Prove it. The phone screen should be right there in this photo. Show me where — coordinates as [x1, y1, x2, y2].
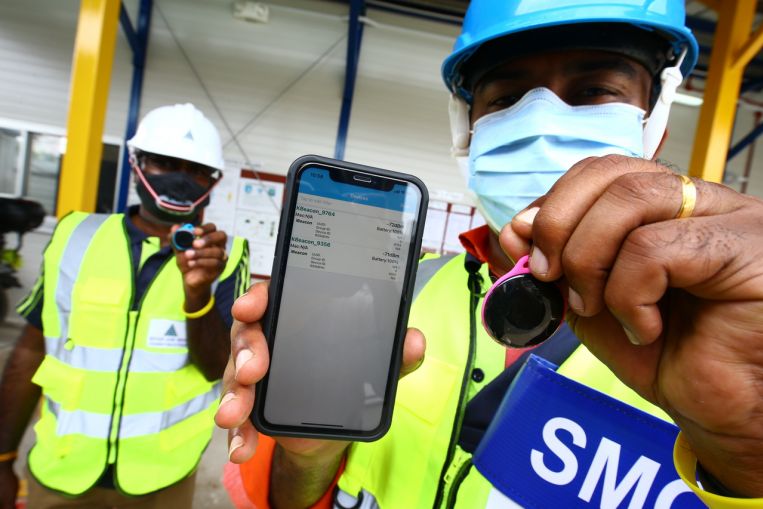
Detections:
[262, 165, 423, 433]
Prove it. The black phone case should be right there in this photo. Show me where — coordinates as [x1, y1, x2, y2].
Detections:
[251, 155, 428, 441]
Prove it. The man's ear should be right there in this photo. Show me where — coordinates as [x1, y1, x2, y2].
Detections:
[651, 128, 669, 159]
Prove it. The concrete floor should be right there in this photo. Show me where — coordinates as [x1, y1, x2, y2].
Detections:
[1, 228, 235, 508]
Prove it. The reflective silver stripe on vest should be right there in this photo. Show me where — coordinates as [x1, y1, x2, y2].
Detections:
[334, 488, 380, 509]
[46, 397, 111, 439]
[55, 214, 110, 343]
[45, 337, 189, 373]
[45, 383, 221, 439]
[412, 255, 456, 303]
[119, 382, 222, 439]
[45, 336, 122, 372]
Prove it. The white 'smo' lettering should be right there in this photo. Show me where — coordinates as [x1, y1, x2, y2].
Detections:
[578, 437, 659, 508]
[529, 417, 694, 508]
[530, 417, 586, 485]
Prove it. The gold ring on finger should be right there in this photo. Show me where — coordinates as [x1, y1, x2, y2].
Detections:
[675, 175, 696, 219]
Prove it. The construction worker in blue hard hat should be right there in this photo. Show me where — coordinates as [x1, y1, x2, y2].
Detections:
[0, 103, 250, 508]
[218, 1, 763, 507]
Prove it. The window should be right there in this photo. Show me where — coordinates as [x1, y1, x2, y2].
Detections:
[0, 122, 122, 216]
[26, 133, 63, 214]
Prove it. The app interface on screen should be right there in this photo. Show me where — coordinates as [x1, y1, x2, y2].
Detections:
[264, 166, 421, 431]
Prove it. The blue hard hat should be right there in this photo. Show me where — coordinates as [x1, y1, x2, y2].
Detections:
[442, 0, 699, 98]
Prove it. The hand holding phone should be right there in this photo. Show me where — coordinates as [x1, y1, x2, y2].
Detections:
[251, 155, 428, 441]
[216, 278, 426, 507]
[214, 283, 427, 460]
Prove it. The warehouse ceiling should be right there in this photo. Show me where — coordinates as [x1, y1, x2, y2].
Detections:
[684, 1, 763, 94]
[367, 0, 468, 18]
[329, 0, 763, 92]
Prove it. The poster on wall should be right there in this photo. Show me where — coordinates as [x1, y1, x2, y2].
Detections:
[234, 169, 285, 278]
[204, 165, 241, 236]
[204, 167, 285, 280]
[205, 168, 484, 278]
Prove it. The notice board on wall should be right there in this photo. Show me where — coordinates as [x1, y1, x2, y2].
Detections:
[205, 170, 486, 278]
[205, 167, 285, 279]
[421, 200, 485, 255]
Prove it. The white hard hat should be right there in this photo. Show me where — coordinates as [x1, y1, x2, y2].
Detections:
[127, 103, 225, 171]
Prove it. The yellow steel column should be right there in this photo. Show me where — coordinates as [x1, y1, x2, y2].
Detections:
[688, 0, 756, 183]
[56, 0, 120, 217]
[735, 21, 763, 74]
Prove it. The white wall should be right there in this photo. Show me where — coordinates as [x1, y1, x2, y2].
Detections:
[0, 0, 761, 201]
[0, 0, 463, 202]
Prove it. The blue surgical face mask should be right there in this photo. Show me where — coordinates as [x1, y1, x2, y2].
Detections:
[468, 87, 646, 231]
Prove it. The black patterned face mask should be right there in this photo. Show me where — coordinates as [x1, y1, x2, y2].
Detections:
[135, 171, 211, 224]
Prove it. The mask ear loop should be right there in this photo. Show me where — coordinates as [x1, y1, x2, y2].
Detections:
[642, 46, 688, 159]
[449, 93, 490, 229]
[449, 94, 471, 157]
[130, 155, 221, 214]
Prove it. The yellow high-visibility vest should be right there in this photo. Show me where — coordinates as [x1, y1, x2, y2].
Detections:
[30, 211, 248, 496]
[337, 254, 668, 508]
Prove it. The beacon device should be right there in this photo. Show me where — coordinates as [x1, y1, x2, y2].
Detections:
[172, 223, 196, 251]
[482, 255, 566, 348]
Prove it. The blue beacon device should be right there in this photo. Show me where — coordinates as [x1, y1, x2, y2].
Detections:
[172, 223, 196, 251]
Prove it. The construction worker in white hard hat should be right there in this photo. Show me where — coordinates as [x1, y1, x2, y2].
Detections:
[218, 1, 763, 508]
[0, 103, 250, 508]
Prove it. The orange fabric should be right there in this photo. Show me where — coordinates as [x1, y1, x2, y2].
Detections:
[223, 461, 257, 509]
[229, 434, 344, 509]
[239, 435, 276, 508]
[503, 344, 538, 369]
[458, 225, 492, 268]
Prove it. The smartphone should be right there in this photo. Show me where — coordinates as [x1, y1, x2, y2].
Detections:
[252, 155, 428, 440]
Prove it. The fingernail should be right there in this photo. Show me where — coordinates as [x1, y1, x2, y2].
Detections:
[235, 349, 254, 377]
[218, 392, 236, 409]
[623, 326, 642, 346]
[515, 207, 539, 226]
[530, 246, 549, 276]
[185, 249, 195, 258]
[228, 430, 244, 460]
[568, 287, 584, 313]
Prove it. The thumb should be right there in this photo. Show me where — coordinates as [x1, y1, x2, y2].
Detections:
[500, 206, 539, 263]
[400, 327, 426, 378]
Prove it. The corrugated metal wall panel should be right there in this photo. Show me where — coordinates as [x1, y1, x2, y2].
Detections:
[346, 20, 458, 193]
[0, 0, 461, 198]
[0, 0, 133, 138]
[135, 0, 462, 194]
[0, 1, 79, 129]
[141, 0, 348, 172]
